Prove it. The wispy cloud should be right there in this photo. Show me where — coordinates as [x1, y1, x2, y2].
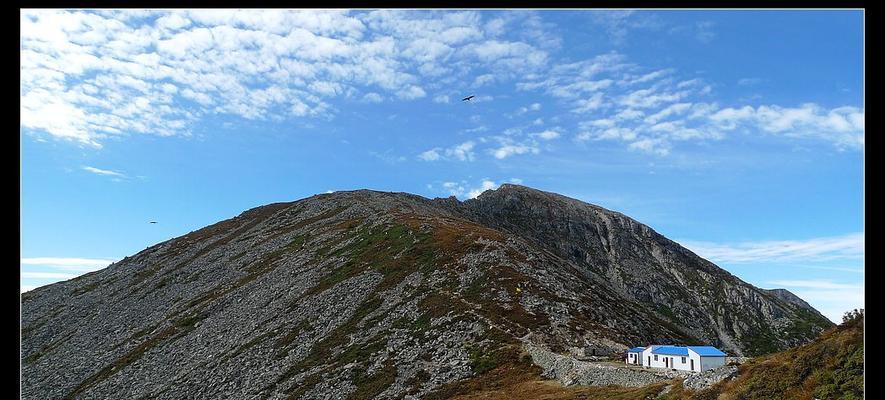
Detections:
[418, 140, 476, 162]
[21, 10, 552, 147]
[534, 129, 561, 140]
[695, 21, 717, 43]
[21, 257, 116, 271]
[490, 138, 540, 159]
[768, 280, 861, 290]
[588, 10, 666, 46]
[765, 279, 864, 323]
[82, 166, 127, 179]
[21, 257, 117, 293]
[433, 178, 514, 200]
[22, 272, 79, 279]
[369, 150, 407, 164]
[679, 233, 864, 264]
[737, 77, 763, 86]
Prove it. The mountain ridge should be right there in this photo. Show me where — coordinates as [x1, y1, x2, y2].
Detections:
[21, 184, 832, 399]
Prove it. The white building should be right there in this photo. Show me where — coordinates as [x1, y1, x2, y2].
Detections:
[626, 345, 726, 372]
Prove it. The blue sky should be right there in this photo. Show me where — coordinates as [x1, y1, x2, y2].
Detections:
[20, 10, 863, 322]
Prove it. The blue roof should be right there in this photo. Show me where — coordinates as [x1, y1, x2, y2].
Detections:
[651, 346, 689, 356]
[688, 346, 727, 356]
[644, 345, 727, 357]
[627, 347, 646, 353]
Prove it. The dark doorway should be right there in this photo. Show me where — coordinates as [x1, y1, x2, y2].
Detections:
[665, 358, 668, 368]
[691, 359, 695, 371]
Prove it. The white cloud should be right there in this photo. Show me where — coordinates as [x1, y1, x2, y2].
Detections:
[468, 179, 497, 199]
[535, 129, 561, 140]
[434, 178, 499, 200]
[679, 233, 864, 264]
[82, 166, 127, 178]
[446, 141, 476, 161]
[20, 257, 117, 292]
[644, 102, 692, 124]
[433, 94, 450, 103]
[22, 272, 78, 279]
[695, 21, 717, 43]
[21, 10, 553, 147]
[362, 92, 383, 103]
[764, 279, 864, 323]
[710, 104, 864, 149]
[418, 149, 441, 161]
[21, 257, 116, 269]
[628, 137, 670, 155]
[588, 10, 665, 46]
[418, 140, 475, 162]
[768, 280, 861, 291]
[491, 142, 539, 159]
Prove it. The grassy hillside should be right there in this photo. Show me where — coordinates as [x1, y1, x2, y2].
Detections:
[666, 310, 864, 400]
[431, 310, 863, 400]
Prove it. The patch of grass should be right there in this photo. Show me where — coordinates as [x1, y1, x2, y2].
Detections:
[65, 326, 178, 399]
[276, 296, 387, 386]
[405, 369, 431, 394]
[226, 331, 276, 361]
[285, 372, 323, 400]
[690, 314, 864, 400]
[466, 343, 521, 375]
[274, 320, 313, 359]
[153, 276, 172, 291]
[338, 336, 386, 365]
[347, 362, 397, 400]
[72, 281, 100, 296]
[171, 312, 208, 333]
[423, 346, 540, 400]
[130, 266, 159, 287]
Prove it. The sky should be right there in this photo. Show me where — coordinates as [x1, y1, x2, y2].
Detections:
[20, 9, 863, 323]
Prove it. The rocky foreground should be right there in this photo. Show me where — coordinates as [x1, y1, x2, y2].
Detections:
[21, 185, 832, 399]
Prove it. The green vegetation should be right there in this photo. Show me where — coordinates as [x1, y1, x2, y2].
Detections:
[65, 326, 178, 399]
[285, 373, 323, 400]
[669, 310, 864, 400]
[72, 281, 100, 295]
[347, 362, 397, 400]
[274, 320, 313, 359]
[226, 331, 275, 361]
[276, 295, 387, 387]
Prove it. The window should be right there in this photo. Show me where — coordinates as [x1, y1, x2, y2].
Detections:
[682, 357, 686, 363]
[654, 354, 658, 361]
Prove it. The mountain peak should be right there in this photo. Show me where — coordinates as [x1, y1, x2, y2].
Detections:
[21, 186, 833, 399]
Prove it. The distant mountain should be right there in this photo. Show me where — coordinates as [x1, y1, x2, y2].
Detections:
[764, 288, 825, 317]
[21, 185, 833, 399]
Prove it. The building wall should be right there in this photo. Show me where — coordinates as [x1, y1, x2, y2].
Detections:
[626, 352, 642, 365]
[641, 349, 698, 372]
[700, 356, 726, 371]
[644, 351, 681, 370]
[688, 352, 702, 372]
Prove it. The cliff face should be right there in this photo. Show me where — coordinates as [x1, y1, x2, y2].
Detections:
[20, 185, 832, 399]
[462, 185, 832, 355]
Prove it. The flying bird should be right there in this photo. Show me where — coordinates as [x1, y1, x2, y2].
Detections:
[149, 221, 158, 224]
[462, 95, 475, 102]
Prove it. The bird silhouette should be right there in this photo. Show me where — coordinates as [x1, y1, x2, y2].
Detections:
[149, 221, 158, 224]
[462, 95, 475, 102]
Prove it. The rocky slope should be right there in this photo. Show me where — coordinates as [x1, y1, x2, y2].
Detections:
[20, 185, 832, 399]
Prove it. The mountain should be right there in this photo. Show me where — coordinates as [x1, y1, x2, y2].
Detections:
[20, 185, 833, 399]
